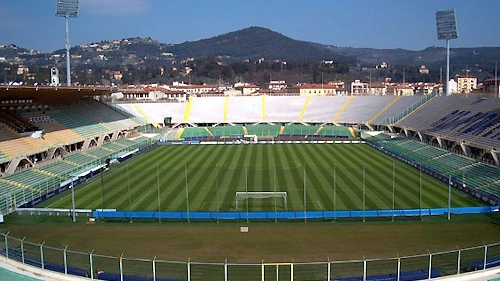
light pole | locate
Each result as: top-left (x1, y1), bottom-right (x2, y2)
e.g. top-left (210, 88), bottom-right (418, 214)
top-left (55, 0), bottom-right (79, 86)
top-left (436, 9), bottom-right (458, 96)
top-left (70, 180), bottom-right (76, 223)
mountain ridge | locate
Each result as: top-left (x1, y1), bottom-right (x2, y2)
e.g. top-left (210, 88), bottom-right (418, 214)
top-left (1, 26), bottom-right (498, 67)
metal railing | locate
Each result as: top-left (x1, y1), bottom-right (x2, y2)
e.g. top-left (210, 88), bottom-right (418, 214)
top-left (1, 232), bottom-right (499, 281)
top-left (380, 90), bottom-right (439, 125)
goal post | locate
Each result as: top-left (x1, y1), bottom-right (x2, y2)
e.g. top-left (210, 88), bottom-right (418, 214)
top-left (261, 263), bottom-right (293, 281)
top-left (235, 192), bottom-right (287, 210)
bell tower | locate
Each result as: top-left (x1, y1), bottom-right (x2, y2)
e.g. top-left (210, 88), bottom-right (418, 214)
top-left (50, 66), bottom-right (60, 86)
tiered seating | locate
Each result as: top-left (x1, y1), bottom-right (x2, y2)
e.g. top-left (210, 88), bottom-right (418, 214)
top-left (429, 153), bottom-right (477, 172)
top-left (118, 102), bottom-right (185, 125)
top-left (318, 125), bottom-right (352, 137)
top-left (85, 147), bottom-right (114, 159)
top-left (0, 179), bottom-right (38, 211)
top-left (0, 110), bottom-right (38, 133)
top-left (266, 96), bottom-right (307, 122)
top-left (397, 140), bottom-right (427, 151)
top-left (189, 97), bottom-right (225, 123)
top-left (114, 137), bottom-right (139, 146)
top-left (246, 124), bottom-right (281, 136)
top-left (0, 134), bottom-right (154, 213)
top-left (181, 127), bottom-right (212, 139)
top-left (337, 96), bottom-right (395, 123)
top-left (374, 137), bottom-right (500, 198)
top-left (81, 99), bottom-right (142, 130)
top-left (101, 141), bottom-right (127, 151)
top-left (301, 96), bottom-right (350, 122)
top-left (5, 169), bottom-right (60, 191)
top-left (226, 97), bottom-right (264, 123)
top-left (282, 124), bottom-right (319, 136)
top-left (39, 161), bottom-right (78, 178)
top-left (413, 146), bottom-right (447, 159)
top-left (209, 125), bottom-right (245, 137)
top-left (397, 96), bottom-right (500, 149)
top-left (120, 96), bottom-right (449, 126)
top-left (397, 96), bottom-right (478, 131)
top-left (369, 95), bottom-right (422, 124)
top-left (64, 153), bottom-right (98, 166)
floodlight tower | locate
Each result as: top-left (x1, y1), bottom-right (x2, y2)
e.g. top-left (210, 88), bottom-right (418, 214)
top-left (55, 0), bottom-right (79, 86)
top-left (436, 9), bottom-right (458, 96)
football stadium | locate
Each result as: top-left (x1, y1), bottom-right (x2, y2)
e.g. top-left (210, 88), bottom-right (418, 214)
top-left (0, 85), bottom-right (499, 280)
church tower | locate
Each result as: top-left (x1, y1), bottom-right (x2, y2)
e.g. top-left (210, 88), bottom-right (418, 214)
top-left (50, 66), bottom-right (60, 86)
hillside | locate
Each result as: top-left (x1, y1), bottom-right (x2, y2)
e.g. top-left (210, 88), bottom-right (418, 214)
top-left (168, 26), bottom-right (356, 63)
top-left (1, 26), bottom-right (499, 85)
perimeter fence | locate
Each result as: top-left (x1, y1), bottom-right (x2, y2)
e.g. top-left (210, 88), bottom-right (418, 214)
top-left (1, 232), bottom-right (500, 281)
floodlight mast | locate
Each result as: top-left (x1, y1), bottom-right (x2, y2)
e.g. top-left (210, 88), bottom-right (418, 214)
top-left (55, 0), bottom-right (79, 86)
top-left (436, 9), bottom-right (458, 96)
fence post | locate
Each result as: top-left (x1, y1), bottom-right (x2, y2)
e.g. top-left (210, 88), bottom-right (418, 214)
top-left (3, 232), bottom-right (9, 259)
top-left (89, 249), bottom-right (94, 280)
top-left (327, 258), bottom-right (331, 281)
top-left (21, 237), bottom-right (25, 264)
top-left (63, 245), bottom-right (68, 275)
top-left (224, 259), bottom-right (228, 281)
top-left (119, 253), bottom-right (124, 281)
top-left (363, 256), bottom-right (367, 281)
top-left (483, 244), bottom-right (488, 270)
top-left (397, 255), bottom-right (401, 281)
top-left (40, 241), bottom-right (45, 269)
top-left (152, 256), bottom-right (156, 281)
top-left (457, 246), bottom-right (461, 275)
top-left (187, 258), bottom-right (191, 281)
top-left (428, 251), bottom-right (432, 280)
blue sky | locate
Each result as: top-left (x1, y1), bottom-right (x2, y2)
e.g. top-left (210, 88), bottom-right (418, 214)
top-left (1, 0), bottom-right (499, 52)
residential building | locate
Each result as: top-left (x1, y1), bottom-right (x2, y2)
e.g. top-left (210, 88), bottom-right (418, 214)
top-left (448, 79), bottom-right (458, 94)
top-left (350, 80), bottom-right (369, 95)
top-left (287, 83), bottom-right (338, 96)
top-left (419, 65), bottom-right (429, 74)
top-left (457, 75), bottom-right (477, 94)
top-left (234, 82), bottom-right (260, 95)
top-left (367, 82), bottom-right (387, 96)
top-left (269, 80), bottom-right (287, 92)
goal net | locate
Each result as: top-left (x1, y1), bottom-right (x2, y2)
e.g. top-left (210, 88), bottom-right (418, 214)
top-left (235, 192), bottom-right (287, 210)
top-left (261, 263), bottom-right (293, 281)
top-left (217, 163), bottom-right (302, 211)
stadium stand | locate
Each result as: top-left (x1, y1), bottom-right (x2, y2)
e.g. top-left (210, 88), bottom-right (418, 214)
top-left (1, 89), bottom-right (499, 214)
top-left (395, 96), bottom-right (500, 149)
top-left (209, 125), bottom-right (245, 137)
top-left (371, 137), bottom-right (500, 201)
top-left (266, 96), bottom-right (308, 122)
top-left (246, 124), bottom-right (281, 137)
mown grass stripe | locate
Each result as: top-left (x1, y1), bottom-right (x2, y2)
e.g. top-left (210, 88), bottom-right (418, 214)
top-left (41, 144), bottom-right (485, 212)
top-left (299, 145), bottom-right (335, 210)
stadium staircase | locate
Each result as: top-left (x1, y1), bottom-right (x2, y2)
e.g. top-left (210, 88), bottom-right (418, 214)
top-left (298, 95), bottom-right (311, 122)
top-left (333, 95), bottom-right (354, 122)
top-left (183, 97), bottom-right (194, 123)
top-left (223, 96), bottom-right (229, 123)
top-left (133, 104), bottom-right (160, 128)
top-left (367, 96), bottom-right (401, 124)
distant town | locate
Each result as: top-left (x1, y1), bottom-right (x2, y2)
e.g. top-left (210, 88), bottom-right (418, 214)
top-left (1, 32), bottom-right (499, 100)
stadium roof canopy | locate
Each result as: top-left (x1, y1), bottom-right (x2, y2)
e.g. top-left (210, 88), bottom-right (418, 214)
top-left (0, 85), bottom-right (113, 104)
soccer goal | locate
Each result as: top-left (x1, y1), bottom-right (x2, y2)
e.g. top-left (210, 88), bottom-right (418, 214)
top-left (235, 192), bottom-right (287, 210)
top-left (261, 263), bottom-right (293, 281)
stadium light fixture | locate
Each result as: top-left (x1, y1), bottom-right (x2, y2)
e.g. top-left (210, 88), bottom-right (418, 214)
top-left (436, 9), bottom-right (458, 96)
top-left (55, 0), bottom-right (79, 86)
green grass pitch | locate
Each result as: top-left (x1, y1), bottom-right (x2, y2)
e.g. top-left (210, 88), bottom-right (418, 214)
top-left (40, 143), bottom-right (483, 212)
